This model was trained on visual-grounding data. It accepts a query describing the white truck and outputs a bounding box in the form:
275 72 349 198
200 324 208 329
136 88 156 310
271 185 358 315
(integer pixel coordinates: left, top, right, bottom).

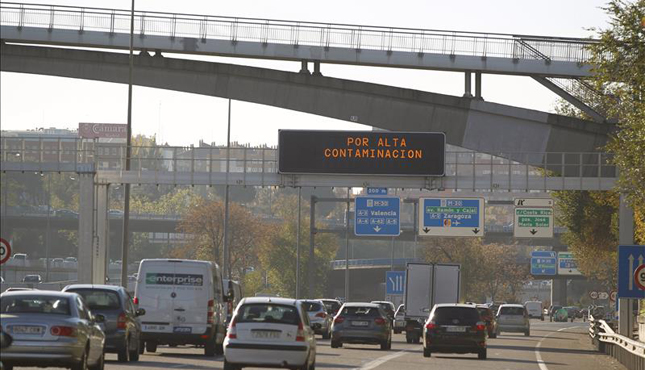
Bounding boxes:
403 262 461 343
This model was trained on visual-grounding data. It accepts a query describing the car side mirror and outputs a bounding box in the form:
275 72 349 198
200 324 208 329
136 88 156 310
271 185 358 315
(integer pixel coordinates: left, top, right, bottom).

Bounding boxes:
94 314 106 323
136 308 146 317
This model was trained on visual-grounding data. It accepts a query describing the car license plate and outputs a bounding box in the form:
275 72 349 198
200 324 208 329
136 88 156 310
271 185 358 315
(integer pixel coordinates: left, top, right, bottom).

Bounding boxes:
144 325 167 332
351 321 369 327
252 330 280 339
173 327 192 333
12 325 43 334
446 326 466 332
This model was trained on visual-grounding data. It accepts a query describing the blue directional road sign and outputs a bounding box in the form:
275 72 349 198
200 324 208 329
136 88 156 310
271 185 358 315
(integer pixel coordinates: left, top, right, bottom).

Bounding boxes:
355 196 400 236
618 245 645 299
386 271 406 295
418 198 484 237
531 251 557 276
367 187 388 195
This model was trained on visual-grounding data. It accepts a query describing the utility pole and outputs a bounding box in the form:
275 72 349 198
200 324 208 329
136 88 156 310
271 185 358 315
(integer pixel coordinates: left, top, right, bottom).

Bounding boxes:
120 0 135 288
223 99 232 279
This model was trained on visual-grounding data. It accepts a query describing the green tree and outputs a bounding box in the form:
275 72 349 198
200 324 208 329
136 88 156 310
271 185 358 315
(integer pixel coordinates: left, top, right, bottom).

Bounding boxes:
588 0 645 212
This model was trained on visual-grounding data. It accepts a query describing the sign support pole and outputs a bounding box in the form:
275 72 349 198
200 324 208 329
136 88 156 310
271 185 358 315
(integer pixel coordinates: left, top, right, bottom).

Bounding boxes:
295 187 301 299
344 187 350 302
223 99 232 279
618 193 635 338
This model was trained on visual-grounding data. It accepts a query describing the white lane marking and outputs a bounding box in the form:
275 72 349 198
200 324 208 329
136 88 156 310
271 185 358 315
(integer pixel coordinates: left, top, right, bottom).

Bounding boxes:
358 350 407 370
535 325 583 370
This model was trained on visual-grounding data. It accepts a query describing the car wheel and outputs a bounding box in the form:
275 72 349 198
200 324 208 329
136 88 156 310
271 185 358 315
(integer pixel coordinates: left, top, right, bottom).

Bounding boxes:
393 328 401 334
4 365 14 370
308 357 316 370
129 338 140 362
223 359 241 370
423 346 431 358
413 335 420 344
380 339 389 350
204 339 216 356
71 348 88 370
146 341 157 353
478 349 487 360
117 337 129 362
489 331 497 339
331 340 342 348
89 352 105 370
139 340 145 354
215 342 224 356
322 329 331 340
541 316 544 321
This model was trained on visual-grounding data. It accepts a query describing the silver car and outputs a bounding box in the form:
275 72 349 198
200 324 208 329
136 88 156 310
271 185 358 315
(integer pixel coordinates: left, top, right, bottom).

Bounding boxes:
0 290 106 370
299 299 332 339
496 304 530 336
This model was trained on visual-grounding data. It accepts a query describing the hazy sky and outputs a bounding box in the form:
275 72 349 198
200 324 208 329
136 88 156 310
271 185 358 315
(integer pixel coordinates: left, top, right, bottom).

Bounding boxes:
0 0 610 146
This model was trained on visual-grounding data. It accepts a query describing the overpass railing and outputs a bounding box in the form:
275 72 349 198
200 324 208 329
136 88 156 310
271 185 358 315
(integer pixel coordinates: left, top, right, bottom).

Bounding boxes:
589 315 645 370
0 2 595 63
1 140 617 191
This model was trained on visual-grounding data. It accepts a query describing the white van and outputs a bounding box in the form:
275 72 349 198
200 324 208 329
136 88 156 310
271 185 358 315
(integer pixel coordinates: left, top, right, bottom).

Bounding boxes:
134 259 229 356
524 301 544 320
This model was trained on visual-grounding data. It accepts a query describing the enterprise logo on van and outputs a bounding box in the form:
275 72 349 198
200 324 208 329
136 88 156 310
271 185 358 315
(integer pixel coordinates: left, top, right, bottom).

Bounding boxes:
145 273 204 286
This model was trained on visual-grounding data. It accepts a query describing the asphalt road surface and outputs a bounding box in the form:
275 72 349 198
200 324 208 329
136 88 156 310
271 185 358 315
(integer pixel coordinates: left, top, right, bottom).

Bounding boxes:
10 320 626 370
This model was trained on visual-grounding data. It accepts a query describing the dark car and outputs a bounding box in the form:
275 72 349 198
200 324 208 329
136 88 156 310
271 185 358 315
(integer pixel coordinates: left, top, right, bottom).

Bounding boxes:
21 275 42 284
319 298 342 316
370 301 396 322
548 305 562 322
55 209 79 218
476 304 497 338
331 303 392 350
63 284 145 362
423 304 487 360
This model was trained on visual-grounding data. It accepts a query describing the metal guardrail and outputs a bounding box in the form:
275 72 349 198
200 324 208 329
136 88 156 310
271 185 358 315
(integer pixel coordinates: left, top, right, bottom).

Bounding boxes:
1 139 617 191
589 315 645 370
0 2 596 63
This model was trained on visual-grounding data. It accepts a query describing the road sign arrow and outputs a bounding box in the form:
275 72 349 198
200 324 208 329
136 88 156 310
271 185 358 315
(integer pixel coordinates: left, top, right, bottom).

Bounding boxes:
629 254 635 290
530 229 538 235
423 227 430 234
472 228 480 235
374 226 382 233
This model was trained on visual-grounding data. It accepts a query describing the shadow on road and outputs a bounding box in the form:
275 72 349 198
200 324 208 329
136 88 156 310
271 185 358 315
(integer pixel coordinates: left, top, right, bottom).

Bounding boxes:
432 355 564 365
488 344 595 356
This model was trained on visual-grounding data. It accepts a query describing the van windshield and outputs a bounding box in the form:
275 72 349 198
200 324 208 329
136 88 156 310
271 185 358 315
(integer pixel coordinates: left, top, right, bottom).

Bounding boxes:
236 304 300 325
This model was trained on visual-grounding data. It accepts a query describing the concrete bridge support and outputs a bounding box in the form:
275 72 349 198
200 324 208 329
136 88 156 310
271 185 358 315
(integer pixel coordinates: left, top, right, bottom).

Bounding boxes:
77 173 95 284
93 184 109 284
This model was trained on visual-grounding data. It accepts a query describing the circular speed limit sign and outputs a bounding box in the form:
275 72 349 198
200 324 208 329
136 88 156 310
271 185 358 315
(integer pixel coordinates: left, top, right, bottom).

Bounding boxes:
634 264 645 290
609 291 617 302
589 291 599 300
0 238 11 265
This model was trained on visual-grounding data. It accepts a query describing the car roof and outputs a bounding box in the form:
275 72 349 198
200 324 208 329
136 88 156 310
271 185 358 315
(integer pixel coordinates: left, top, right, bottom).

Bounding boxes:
476 304 491 309
1 290 78 298
499 304 524 308
434 303 477 309
63 284 124 292
342 302 380 308
298 299 323 303
240 297 299 306
318 298 341 302
370 301 394 305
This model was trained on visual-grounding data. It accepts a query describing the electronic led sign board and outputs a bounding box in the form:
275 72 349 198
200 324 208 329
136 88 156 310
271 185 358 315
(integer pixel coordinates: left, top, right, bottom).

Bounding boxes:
278 130 445 176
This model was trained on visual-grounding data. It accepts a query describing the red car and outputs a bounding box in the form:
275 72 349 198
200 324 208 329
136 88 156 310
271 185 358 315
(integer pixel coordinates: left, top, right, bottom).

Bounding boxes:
476 304 498 338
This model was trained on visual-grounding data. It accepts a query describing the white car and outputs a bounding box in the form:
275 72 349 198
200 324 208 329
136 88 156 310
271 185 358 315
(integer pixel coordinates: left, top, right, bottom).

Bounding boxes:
224 297 316 370
134 259 228 356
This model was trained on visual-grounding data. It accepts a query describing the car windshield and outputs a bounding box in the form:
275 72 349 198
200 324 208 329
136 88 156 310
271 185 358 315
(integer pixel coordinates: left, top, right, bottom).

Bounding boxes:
341 306 380 317
68 289 120 310
1 296 71 315
500 307 525 315
433 307 480 325
236 304 300 325
301 301 322 312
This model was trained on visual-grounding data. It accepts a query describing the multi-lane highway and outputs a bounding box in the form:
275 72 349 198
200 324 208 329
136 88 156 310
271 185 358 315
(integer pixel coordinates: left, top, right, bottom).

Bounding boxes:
12 320 625 370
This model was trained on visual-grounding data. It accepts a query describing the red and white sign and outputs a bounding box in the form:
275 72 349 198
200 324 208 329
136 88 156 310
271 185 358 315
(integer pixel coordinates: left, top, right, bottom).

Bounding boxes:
589 291 598 300
78 123 127 139
0 238 11 265
634 264 645 290
609 290 617 302
598 291 609 300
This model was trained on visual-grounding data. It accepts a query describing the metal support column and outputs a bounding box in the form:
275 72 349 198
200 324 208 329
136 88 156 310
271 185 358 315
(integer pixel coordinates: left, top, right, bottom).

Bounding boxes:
618 193 635 338
313 61 322 76
296 187 301 299
344 188 351 302
463 72 473 98
78 173 95 284
475 72 482 99
94 184 110 285
300 60 310 74
308 195 316 297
